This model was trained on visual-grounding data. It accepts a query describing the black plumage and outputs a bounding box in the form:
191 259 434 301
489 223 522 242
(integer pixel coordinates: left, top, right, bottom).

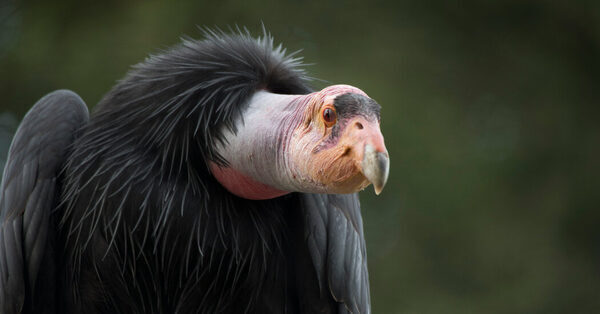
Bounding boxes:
0 29 370 313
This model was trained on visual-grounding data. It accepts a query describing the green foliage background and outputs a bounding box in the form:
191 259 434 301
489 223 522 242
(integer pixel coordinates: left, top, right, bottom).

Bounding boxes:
1 1 599 312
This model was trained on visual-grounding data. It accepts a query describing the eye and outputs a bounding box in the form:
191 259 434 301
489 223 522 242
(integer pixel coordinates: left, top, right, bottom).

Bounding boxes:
322 107 337 127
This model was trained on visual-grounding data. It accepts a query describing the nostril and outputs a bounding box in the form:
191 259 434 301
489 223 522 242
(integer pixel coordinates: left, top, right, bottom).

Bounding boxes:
355 122 363 130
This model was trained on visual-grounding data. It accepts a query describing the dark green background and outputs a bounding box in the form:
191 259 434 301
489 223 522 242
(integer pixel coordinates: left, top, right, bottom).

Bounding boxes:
1 1 599 313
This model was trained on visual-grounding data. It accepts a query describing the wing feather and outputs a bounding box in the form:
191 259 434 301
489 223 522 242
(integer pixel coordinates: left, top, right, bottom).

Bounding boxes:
300 193 371 314
0 90 89 313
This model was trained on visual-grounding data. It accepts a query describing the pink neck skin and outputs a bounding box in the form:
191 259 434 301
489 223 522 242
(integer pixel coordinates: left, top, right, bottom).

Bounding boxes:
210 84 368 200
209 163 289 200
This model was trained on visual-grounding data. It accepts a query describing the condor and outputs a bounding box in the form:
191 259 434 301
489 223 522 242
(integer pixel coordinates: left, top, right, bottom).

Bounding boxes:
0 29 388 314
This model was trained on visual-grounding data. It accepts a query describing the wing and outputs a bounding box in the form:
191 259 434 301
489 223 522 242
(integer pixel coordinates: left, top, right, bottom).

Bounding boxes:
299 193 371 314
0 90 89 313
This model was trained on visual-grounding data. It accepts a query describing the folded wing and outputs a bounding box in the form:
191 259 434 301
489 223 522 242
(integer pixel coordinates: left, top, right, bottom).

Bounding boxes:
300 193 371 314
0 90 89 313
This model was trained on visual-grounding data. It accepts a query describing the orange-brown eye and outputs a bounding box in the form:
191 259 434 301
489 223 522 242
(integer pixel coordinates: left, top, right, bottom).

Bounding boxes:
322 108 337 126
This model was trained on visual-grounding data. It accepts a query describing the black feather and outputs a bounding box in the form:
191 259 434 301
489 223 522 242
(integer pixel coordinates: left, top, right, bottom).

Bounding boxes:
1 28 371 314
59 29 315 313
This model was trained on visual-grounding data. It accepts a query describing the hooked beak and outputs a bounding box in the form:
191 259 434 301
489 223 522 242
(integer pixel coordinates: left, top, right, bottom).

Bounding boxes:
362 144 389 195
346 116 389 195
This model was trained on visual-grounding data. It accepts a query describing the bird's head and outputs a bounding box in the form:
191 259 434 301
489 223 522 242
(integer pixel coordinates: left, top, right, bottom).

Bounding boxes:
211 84 389 200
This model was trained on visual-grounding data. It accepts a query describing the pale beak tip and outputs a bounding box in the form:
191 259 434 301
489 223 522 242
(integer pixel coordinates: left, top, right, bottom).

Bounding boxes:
362 145 390 195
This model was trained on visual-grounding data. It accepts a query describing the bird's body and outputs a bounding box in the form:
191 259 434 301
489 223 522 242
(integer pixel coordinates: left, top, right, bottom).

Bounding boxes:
0 30 387 313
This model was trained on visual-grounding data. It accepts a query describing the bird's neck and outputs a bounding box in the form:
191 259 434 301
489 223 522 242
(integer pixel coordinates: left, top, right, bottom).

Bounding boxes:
210 91 312 200
209 163 290 200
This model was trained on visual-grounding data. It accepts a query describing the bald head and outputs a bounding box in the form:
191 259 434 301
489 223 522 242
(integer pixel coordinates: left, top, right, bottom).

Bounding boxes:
211 85 389 199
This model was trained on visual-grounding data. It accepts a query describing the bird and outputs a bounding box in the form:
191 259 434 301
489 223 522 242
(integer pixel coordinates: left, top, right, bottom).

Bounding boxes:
0 28 389 313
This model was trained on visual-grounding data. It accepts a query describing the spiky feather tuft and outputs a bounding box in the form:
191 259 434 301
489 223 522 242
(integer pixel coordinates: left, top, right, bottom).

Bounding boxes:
59 28 313 312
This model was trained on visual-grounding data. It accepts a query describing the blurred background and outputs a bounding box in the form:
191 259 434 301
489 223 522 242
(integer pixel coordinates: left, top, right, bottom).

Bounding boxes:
1 0 599 313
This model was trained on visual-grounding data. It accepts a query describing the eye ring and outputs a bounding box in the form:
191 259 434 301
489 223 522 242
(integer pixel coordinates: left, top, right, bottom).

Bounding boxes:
322 107 337 127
